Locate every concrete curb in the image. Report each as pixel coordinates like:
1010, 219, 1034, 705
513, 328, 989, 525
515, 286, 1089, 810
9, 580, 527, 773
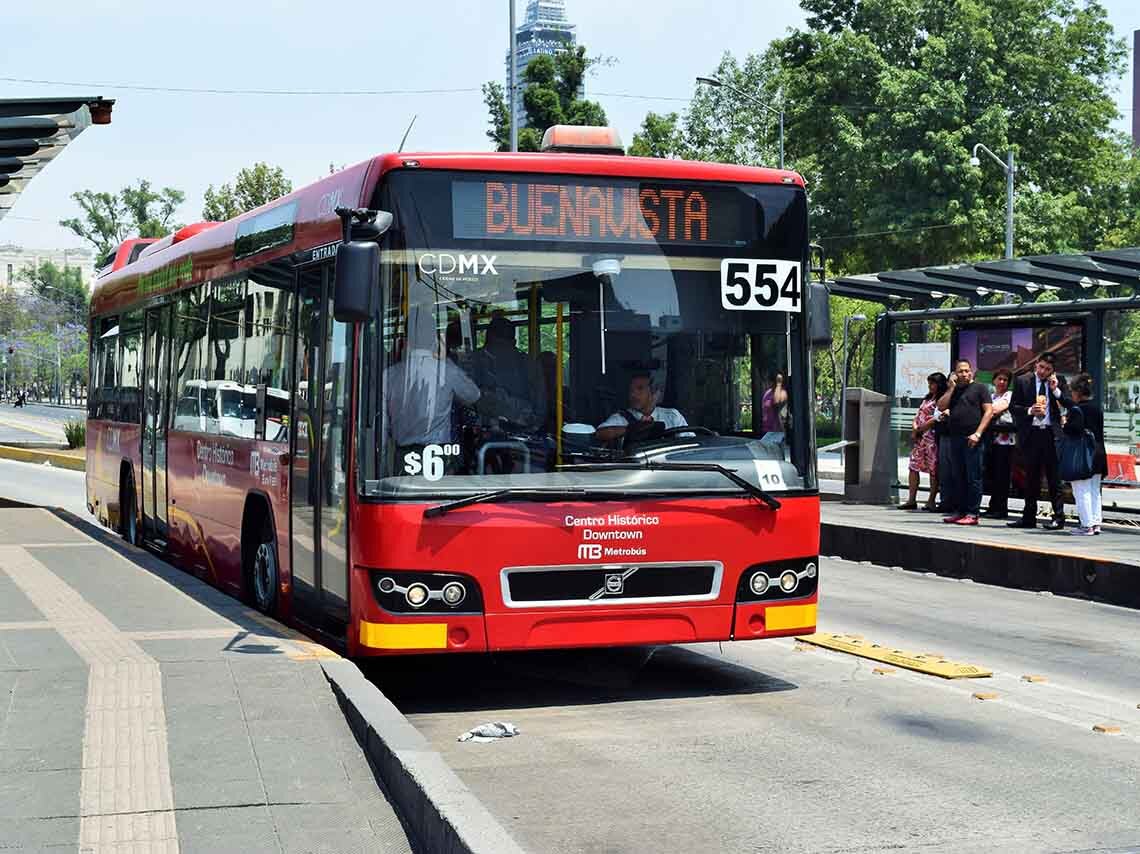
0, 445, 85, 471
321, 658, 527, 854
821, 521, 1140, 608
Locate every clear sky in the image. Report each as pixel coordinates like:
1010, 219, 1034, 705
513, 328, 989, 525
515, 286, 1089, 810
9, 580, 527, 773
2, 0, 1138, 252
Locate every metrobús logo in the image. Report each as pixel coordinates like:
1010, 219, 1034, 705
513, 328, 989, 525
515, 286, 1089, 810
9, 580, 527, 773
565, 513, 657, 559
249, 450, 281, 487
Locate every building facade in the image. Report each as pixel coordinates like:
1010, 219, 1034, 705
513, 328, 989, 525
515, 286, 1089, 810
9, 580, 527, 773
0, 244, 95, 293
505, 0, 579, 131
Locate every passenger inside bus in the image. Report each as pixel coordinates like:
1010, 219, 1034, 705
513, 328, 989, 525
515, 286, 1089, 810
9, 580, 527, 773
595, 372, 689, 445
383, 305, 480, 461
468, 311, 545, 430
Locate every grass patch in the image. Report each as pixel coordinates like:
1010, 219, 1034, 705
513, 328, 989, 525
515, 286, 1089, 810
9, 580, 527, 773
63, 419, 86, 449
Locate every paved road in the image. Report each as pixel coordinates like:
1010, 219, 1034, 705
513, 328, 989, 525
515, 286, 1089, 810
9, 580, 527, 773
0, 402, 83, 445
0, 457, 90, 517
374, 560, 1140, 854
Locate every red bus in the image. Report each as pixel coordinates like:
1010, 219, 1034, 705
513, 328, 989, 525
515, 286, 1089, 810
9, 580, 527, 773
87, 127, 827, 657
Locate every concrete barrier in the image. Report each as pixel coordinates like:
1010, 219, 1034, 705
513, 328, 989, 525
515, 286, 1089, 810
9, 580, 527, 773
0, 445, 85, 471
321, 658, 527, 854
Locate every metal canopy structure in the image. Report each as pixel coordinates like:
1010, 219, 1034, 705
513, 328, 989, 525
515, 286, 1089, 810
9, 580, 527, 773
831, 247, 1140, 306
0, 97, 114, 223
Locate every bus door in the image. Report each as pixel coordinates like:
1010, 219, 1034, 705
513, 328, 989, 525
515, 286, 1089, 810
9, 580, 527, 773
290, 264, 350, 637
141, 305, 171, 543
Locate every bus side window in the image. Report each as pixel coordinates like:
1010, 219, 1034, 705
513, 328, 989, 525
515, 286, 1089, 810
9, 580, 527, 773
170, 286, 211, 432
246, 263, 294, 446
92, 315, 119, 421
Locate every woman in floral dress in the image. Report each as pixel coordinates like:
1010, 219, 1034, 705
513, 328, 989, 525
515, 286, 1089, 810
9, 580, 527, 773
899, 372, 948, 510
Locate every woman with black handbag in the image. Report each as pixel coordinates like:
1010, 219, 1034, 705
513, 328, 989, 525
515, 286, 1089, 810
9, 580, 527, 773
1060, 373, 1108, 536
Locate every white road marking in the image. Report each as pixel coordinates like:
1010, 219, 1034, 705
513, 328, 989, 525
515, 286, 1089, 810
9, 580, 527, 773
0, 620, 52, 631
0, 545, 180, 853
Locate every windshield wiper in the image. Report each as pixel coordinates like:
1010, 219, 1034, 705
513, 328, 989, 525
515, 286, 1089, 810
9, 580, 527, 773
423, 487, 592, 519
557, 461, 781, 511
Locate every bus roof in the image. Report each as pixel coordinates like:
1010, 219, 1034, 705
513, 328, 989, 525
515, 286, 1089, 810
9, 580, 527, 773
90, 151, 804, 317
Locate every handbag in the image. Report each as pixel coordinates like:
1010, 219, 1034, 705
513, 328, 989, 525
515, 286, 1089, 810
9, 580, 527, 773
1057, 429, 1095, 481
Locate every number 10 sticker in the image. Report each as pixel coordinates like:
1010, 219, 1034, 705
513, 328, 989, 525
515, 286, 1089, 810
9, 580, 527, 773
720, 259, 802, 312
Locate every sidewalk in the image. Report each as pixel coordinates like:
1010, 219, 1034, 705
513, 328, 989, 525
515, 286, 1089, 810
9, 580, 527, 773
0, 506, 414, 854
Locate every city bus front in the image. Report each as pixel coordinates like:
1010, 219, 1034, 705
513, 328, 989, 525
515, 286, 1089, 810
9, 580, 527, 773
348, 162, 820, 656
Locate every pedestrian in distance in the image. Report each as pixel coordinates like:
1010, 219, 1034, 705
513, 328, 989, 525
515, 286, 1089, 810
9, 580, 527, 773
898, 371, 948, 511
935, 359, 994, 525
1061, 373, 1107, 536
983, 367, 1015, 518
1008, 353, 1066, 530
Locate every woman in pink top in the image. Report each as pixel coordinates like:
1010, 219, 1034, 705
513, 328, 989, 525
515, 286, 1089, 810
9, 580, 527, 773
899, 372, 948, 510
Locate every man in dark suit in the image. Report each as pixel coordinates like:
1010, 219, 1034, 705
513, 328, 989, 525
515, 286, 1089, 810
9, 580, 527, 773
1008, 353, 1066, 529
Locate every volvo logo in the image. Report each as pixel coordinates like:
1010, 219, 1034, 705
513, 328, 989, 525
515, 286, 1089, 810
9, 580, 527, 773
589, 567, 638, 600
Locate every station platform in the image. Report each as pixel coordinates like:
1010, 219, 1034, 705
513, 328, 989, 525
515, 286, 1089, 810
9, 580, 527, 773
0, 504, 413, 854
821, 501, 1140, 608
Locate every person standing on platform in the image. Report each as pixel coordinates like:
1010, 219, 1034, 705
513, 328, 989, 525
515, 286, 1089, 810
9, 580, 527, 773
898, 372, 947, 511
936, 359, 994, 525
1062, 373, 1107, 535
984, 368, 1015, 518
1008, 353, 1066, 530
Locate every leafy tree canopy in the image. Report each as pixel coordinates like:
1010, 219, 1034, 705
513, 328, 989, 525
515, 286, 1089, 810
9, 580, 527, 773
202, 162, 293, 221
633, 0, 1137, 277
60, 180, 185, 257
483, 44, 609, 152
15, 261, 88, 317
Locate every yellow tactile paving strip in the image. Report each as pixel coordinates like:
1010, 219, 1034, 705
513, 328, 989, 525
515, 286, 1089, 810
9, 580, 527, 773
796, 632, 993, 679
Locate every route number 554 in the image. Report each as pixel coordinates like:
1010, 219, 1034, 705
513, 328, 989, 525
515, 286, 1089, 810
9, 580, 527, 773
720, 259, 802, 313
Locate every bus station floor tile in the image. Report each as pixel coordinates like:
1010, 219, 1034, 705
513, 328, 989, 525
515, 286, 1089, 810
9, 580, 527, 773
0, 507, 414, 854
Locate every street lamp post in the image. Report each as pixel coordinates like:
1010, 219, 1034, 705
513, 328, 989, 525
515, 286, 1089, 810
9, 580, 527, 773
695, 76, 784, 169
970, 143, 1015, 260
840, 314, 868, 448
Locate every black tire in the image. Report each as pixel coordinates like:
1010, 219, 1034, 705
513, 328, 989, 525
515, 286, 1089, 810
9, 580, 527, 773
120, 478, 138, 545
247, 515, 278, 615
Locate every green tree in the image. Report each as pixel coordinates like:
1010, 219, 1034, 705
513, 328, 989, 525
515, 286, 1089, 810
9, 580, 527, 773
16, 261, 88, 316
483, 44, 609, 152
60, 180, 186, 257
202, 162, 293, 221
629, 112, 685, 158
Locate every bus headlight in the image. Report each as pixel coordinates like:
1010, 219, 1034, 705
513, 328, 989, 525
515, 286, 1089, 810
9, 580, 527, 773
805, 562, 817, 579
750, 572, 771, 596
441, 581, 466, 607
779, 570, 799, 593
377, 577, 396, 594
405, 583, 430, 608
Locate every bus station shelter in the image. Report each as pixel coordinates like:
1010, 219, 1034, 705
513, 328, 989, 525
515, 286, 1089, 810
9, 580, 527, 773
0, 96, 114, 223
829, 248, 1140, 499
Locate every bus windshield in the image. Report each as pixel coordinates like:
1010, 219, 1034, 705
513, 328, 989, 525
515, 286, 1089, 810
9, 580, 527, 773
358, 170, 814, 500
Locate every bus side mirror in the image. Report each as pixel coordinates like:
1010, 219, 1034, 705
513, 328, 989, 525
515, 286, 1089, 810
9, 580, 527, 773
332, 210, 392, 324
808, 281, 833, 349
333, 242, 380, 324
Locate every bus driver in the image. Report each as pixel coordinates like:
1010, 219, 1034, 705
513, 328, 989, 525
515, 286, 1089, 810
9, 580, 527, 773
595, 372, 689, 444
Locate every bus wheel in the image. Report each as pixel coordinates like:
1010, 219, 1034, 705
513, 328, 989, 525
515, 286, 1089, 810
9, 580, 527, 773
248, 518, 278, 615
120, 478, 138, 546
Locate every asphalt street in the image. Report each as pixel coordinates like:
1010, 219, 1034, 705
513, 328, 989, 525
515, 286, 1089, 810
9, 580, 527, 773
0, 402, 83, 445
376, 561, 1140, 854
0, 457, 90, 517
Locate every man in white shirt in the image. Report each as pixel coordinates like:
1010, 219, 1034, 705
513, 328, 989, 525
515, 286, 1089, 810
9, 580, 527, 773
383, 305, 481, 452
596, 372, 688, 444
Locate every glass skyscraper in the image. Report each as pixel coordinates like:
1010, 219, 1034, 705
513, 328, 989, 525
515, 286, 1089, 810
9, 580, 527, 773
505, 0, 580, 130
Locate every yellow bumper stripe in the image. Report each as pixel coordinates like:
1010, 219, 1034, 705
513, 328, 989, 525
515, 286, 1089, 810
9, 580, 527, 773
359, 620, 447, 650
765, 603, 817, 631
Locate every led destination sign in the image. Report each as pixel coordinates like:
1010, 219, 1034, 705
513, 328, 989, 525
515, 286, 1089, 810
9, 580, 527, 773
451, 179, 753, 247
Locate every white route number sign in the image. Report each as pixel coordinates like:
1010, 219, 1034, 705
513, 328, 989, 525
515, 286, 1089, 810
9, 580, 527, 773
720, 259, 802, 313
